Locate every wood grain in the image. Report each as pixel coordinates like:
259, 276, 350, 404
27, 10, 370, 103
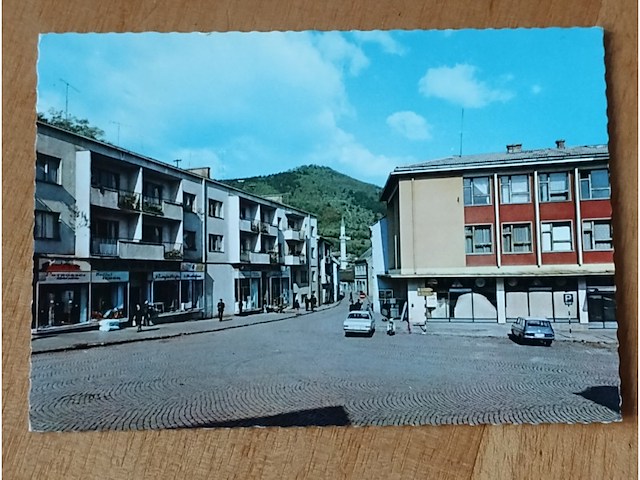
3, 1, 637, 478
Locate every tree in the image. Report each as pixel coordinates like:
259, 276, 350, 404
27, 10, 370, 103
37, 108, 105, 141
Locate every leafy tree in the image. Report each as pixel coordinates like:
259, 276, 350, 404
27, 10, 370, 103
37, 108, 105, 141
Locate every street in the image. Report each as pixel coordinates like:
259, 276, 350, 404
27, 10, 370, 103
30, 302, 621, 431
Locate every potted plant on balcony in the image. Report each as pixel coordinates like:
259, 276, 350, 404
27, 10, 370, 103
119, 193, 139, 210
143, 200, 164, 215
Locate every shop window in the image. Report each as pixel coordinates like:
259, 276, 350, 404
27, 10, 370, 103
34, 211, 60, 240
208, 234, 223, 252
502, 223, 532, 253
463, 177, 491, 206
465, 225, 492, 254
183, 193, 196, 212
208, 199, 223, 218
500, 175, 530, 204
36, 153, 60, 184
539, 172, 570, 202
184, 230, 197, 250
583, 220, 613, 250
541, 221, 572, 252
580, 169, 610, 200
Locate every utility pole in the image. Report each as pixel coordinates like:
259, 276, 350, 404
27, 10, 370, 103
59, 78, 79, 120
459, 108, 464, 157
173, 159, 182, 168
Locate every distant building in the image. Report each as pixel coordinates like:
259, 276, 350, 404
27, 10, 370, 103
33, 122, 325, 332
354, 247, 372, 296
374, 141, 615, 325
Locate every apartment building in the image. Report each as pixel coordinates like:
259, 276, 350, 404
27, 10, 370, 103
33, 122, 321, 332
376, 141, 615, 325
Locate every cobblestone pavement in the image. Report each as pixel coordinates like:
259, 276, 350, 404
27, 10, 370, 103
30, 302, 621, 431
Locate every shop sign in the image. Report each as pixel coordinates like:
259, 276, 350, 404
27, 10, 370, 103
181, 262, 204, 272
237, 270, 261, 279
425, 293, 438, 308
38, 271, 91, 283
417, 287, 433, 296
38, 259, 91, 272
153, 271, 181, 281
181, 271, 204, 280
92, 271, 129, 283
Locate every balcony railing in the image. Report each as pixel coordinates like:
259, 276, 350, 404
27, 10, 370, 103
91, 237, 119, 256
240, 251, 251, 262
163, 242, 183, 260
142, 195, 164, 215
118, 191, 141, 211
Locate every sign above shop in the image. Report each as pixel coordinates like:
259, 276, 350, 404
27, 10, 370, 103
181, 271, 204, 280
417, 287, 433, 296
181, 262, 204, 272
38, 259, 91, 272
92, 271, 129, 283
38, 271, 91, 283
153, 271, 181, 281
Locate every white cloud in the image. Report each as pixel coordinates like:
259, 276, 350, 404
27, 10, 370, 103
418, 64, 515, 108
352, 31, 406, 55
386, 111, 432, 140
315, 31, 370, 76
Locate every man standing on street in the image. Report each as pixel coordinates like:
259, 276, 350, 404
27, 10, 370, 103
217, 299, 225, 321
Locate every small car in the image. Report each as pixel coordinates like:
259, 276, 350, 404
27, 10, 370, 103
343, 311, 375, 336
511, 316, 555, 346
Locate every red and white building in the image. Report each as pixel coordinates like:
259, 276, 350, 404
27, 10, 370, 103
374, 141, 615, 325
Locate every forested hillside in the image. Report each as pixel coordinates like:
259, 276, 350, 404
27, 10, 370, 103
222, 165, 385, 258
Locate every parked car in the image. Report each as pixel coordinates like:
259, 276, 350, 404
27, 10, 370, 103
510, 317, 555, 346
343, 311, 375, 336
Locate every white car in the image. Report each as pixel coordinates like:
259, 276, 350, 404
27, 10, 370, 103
343, 311, 375, 336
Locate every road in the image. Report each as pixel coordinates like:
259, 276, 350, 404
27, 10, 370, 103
30, 302, 621, 431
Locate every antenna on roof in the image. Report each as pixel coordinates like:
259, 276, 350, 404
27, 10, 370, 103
59, 78, 80, 120
459, 108, 464, 157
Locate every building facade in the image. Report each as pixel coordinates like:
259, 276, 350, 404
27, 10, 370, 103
376, 141, 615, 325
33, 122, 322, 331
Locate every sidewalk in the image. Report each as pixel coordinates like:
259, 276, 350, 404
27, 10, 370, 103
398, 320, 619, 345
31, 303, 335, 355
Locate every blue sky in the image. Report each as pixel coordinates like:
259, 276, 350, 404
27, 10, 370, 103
37, 28, 607, 187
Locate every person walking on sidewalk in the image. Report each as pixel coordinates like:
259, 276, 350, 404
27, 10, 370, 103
217, 299, 225, 321
133, 304, 144, 332
310, 294, 317, 312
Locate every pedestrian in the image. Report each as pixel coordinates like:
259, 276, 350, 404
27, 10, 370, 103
305, 297, 309, 311
293, 298, 300, 311
143, 301, 155, 326
217, 298, 225, 321
349, 291, 353, 303
133, 304, 143, 332
310, 294, 317, 312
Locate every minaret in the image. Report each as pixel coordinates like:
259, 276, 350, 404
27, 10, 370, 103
339, 217, 350, 270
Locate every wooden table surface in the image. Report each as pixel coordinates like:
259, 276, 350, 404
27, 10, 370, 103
3, 1, 637, 478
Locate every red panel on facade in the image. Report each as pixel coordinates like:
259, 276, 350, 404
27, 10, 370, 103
539, 201, 575, 221
581, 199, 612, 218
541, 251, 578, 265
466, 254, 497, 266
583, 250, 614, 264
501, 253, 537, 266
464, 205, 494, 223
499, 203, 535, 222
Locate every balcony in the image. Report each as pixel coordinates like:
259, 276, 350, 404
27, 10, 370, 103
91, 237, 119, 256
240, 251, 250, 262
163, 242, 183, 260
239, 218, 253, 232
250, 252, 270, 264
284, 254, 306, 266
142, 196, 183, 220
260, 222, 277, 236
119, 240, 165, 260
283, 229, 303, 241
91, 186, 142, 212
269, 251, 280, 264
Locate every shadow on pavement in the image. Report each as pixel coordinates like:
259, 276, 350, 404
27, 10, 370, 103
575, 385, 621, 413
173, 405, 351, 428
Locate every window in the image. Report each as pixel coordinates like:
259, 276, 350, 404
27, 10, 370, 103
580, 169, 611, 200
502, 224, 532, 253
208, 199, 223, 218
539, 172, 570, 202
142, 225, 163, 243
500, 175, 530, 204
36, 153, 60, 184
208, 234, 223, 252
143, 182, 163, 203
91, 219, 119, 239
184, 230, 197, 250
583, 220, 613, 250
91, 168, 120, 190
183, 193, 196, 212
465, 225, 492, 254
541, 222, 572, 252
463, 177, 491, 205
34, 211, 60, 239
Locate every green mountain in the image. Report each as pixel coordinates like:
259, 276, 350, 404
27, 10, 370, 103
222, 165, 385, 258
